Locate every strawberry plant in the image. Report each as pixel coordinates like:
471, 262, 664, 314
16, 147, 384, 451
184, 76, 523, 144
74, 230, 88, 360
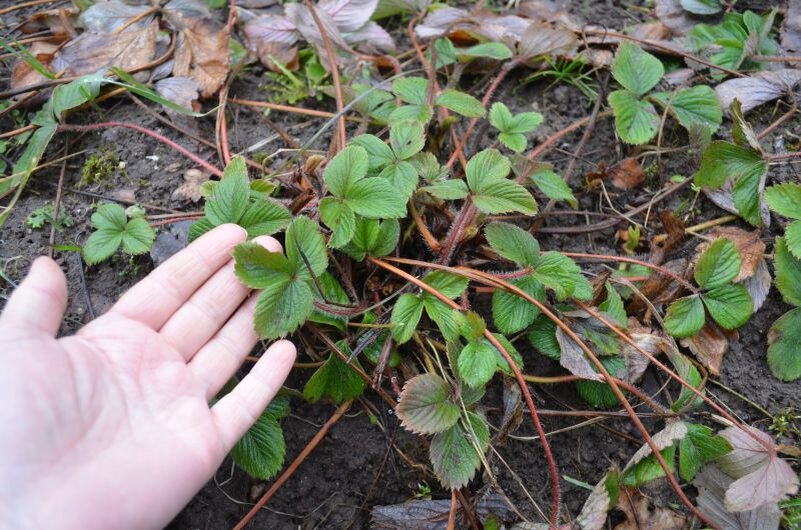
83, 203, 155, 265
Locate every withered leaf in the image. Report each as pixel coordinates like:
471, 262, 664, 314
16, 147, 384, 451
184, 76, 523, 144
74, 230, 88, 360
695, 464, 781, 530
319, 0, 378, 33
614, 488, 687, 530
556, 326, 601, 381
171, 168, 209, 202
680, 320, 735, 376
654, 0, 698, 36
782, 0, 801, 53
172, 17, 230, 98
517, 22, 578, 62
11, 41, 58, 93
155, 76, 200, 113
608, 158, 645, 190
716, 70, 801, 115
79, 2, 155, 33
51, 19, 158, 77
698, 227, 766, 283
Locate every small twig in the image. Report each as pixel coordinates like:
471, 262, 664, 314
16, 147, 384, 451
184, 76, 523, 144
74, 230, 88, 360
0, 0, 57, 15
232, 400, 353, 530
48, 141, 70, 258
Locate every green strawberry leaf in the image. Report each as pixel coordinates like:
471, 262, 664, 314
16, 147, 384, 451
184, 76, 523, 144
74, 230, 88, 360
423, 270, 469, 299
304, 346, 367, 404
609, 90, 660, 145
319, 197, 356, 248
774, 237, 801, 306
527, 165, 577, 207
421, 179, 470, 200
471, 178, 537, 215
484, 222, 540, 267
664, 295, 705, 338
492, 276, 544, 334
390, 120, 425, 160
531, 251, 591, 301
765, 183, 801, 220
232, 396, 289, 479
767, 307, 801, 381
430, 412, 490, 490
678, 423, 731, 482
457, 340, 498, 388
393, 77, 428, 105
397, 373, 460, 434
650, 85, 722, 134
702, 284, 753, 330
391, 293, 425, 344
612, 41, 664, 97
435, 89, 485, 117
694, 238, 741, 289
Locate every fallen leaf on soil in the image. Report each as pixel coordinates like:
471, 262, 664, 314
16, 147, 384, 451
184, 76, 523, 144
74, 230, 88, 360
717, 425, 799, 511
171, 169, 209, 202
518, 22, 578, 62
371, 491, 515, 529
614, 488, 687, 530
627, 22, 671, 41
743, 257, 770, 312
608, 158, 645, 190
415, 6, 529, 43
694, 464, 781, 530
11, 41, 59, 92
498, 378, 523, 442
654, 0, 697, 36
516, 1, 578, 28
620, 321, 657, 383
155, 76, 200, 113
716, 70, 801, 115
18, 6, 79, 38
79, 2, 156, 33
556, 326, 601, 381
50, 19, 158, 77
576, 469, 619, 530
172, 17, 230, 98
680, 320, 735, 375
782, 0, 801, 53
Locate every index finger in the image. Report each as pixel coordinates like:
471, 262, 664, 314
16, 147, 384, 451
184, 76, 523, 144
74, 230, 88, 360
109, 224, 247, 329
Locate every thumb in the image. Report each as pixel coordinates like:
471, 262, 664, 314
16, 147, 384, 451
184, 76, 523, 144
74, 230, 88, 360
0, 256, 68, 336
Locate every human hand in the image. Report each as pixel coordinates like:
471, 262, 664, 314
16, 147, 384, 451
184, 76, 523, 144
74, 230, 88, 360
0, 224, 296, 530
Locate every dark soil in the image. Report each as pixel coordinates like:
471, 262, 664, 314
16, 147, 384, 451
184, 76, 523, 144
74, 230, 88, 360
1, 1, 799, 529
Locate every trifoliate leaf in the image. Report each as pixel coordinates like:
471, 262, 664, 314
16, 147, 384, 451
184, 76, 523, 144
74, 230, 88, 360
319, 197, 356, 248
324, 144, 369, 197
492, 275, 543, 334
232, 399, 287, 479
609, 90, 660, 145
576, 356, 626, 409
765, 183, 801, 220
457, 340, 497, 388
527, 165, 577, 207
767, 307, 801, 381
83, 203, 155, 264
350, 134, 394, 170
253, 278, 313, 339
470, 178, 537, 215
531, 251, 591, 301
304, 347, 367, 404
664, 295, 705, 338
421, 179, 469, 200
391, 293, 424, 344
392, 77, 428, 105
651, 85, 722, 134
286, 216, 328, 280
390, 120, 425, 160
430, 412, 490, 490
774, 237, 801, 306
612, 41, 664, 97
694, 238, 741, 289
702, 284, 753, 330
345, 178, 407, 218
484, 222, 540, 266
528, 315, 560, 360
342, 217, 399, 260
423, 270, 468, 299
679, 423, 731, 482
397, 373, 460, 435
434, 89, 485, 117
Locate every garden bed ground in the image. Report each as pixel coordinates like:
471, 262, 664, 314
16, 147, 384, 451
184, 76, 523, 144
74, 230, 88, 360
1, 0, 800, 528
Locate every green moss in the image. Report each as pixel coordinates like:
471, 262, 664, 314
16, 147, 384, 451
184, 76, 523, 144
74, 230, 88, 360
81, 149, 120, 186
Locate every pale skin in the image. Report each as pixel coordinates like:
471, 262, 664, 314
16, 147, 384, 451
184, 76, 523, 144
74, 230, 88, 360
0, 224, 296, 530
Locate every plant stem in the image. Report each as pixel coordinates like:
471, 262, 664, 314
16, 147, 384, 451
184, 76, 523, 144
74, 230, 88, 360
232, 400, 353, 530
652, 214, 738, 244
560, 251, 698, 293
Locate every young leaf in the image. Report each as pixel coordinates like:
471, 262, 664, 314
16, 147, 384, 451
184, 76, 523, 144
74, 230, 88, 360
342, 217, 399, 261
83, 203, 155, 264
678, 423, 731, 482
599, 283, 627, 329
664, 295, 705, 338
391, 293, 425, 344
488, 102, 513, 132
701, 284, 753, 330
421, 179, 469, 200
304, 347, 367, 404
470, 178, 538, 215
457, 340, 497, 388
498, 132, 527, 153
319, 197, 356, 248
609, 90, 660, 145
650, 85, 722, 134
484, 222, 540, 267
396, 373, 460, 435
694, 238, 741, 289
390, 120, 425, 160
434, 89, 485, 117
774, 237, 801, 306
206, 157, 250, 226
430, 412, 490, 490
767, 307, 801, 381
324, 144, 369, 196
232, 396, 289, 479
612, 41, 665, 97
489, 102, 542, 153
492, 275, 543, 334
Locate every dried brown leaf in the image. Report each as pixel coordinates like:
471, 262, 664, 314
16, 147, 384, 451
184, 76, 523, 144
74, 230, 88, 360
50, 19, 158, 77
576, 469, 618, 530
654, 0, 697, 36
11, 41, 58, 92
614, 488, 687, 530
172, 17, 230, 98
699, 227, 766, 282
319, 0, 378, 33
743, 258, 770, 312
518, 22, 578, 61
716, 70, 801, 115
18, 7, 79, 38
171, 169, 209, 203
155, 76, 200, 113
556, 326, 601, 381
694, 464, 781, 530
680, 320, 735, 376
79, 2, 155, 33
782, 0, 801, 53
717, 426, 799, 512
608, 158, 645, 190
628, 22, 671, 41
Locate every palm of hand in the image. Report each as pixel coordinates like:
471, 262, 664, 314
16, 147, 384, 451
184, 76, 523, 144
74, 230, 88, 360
0, 225, 295, 530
